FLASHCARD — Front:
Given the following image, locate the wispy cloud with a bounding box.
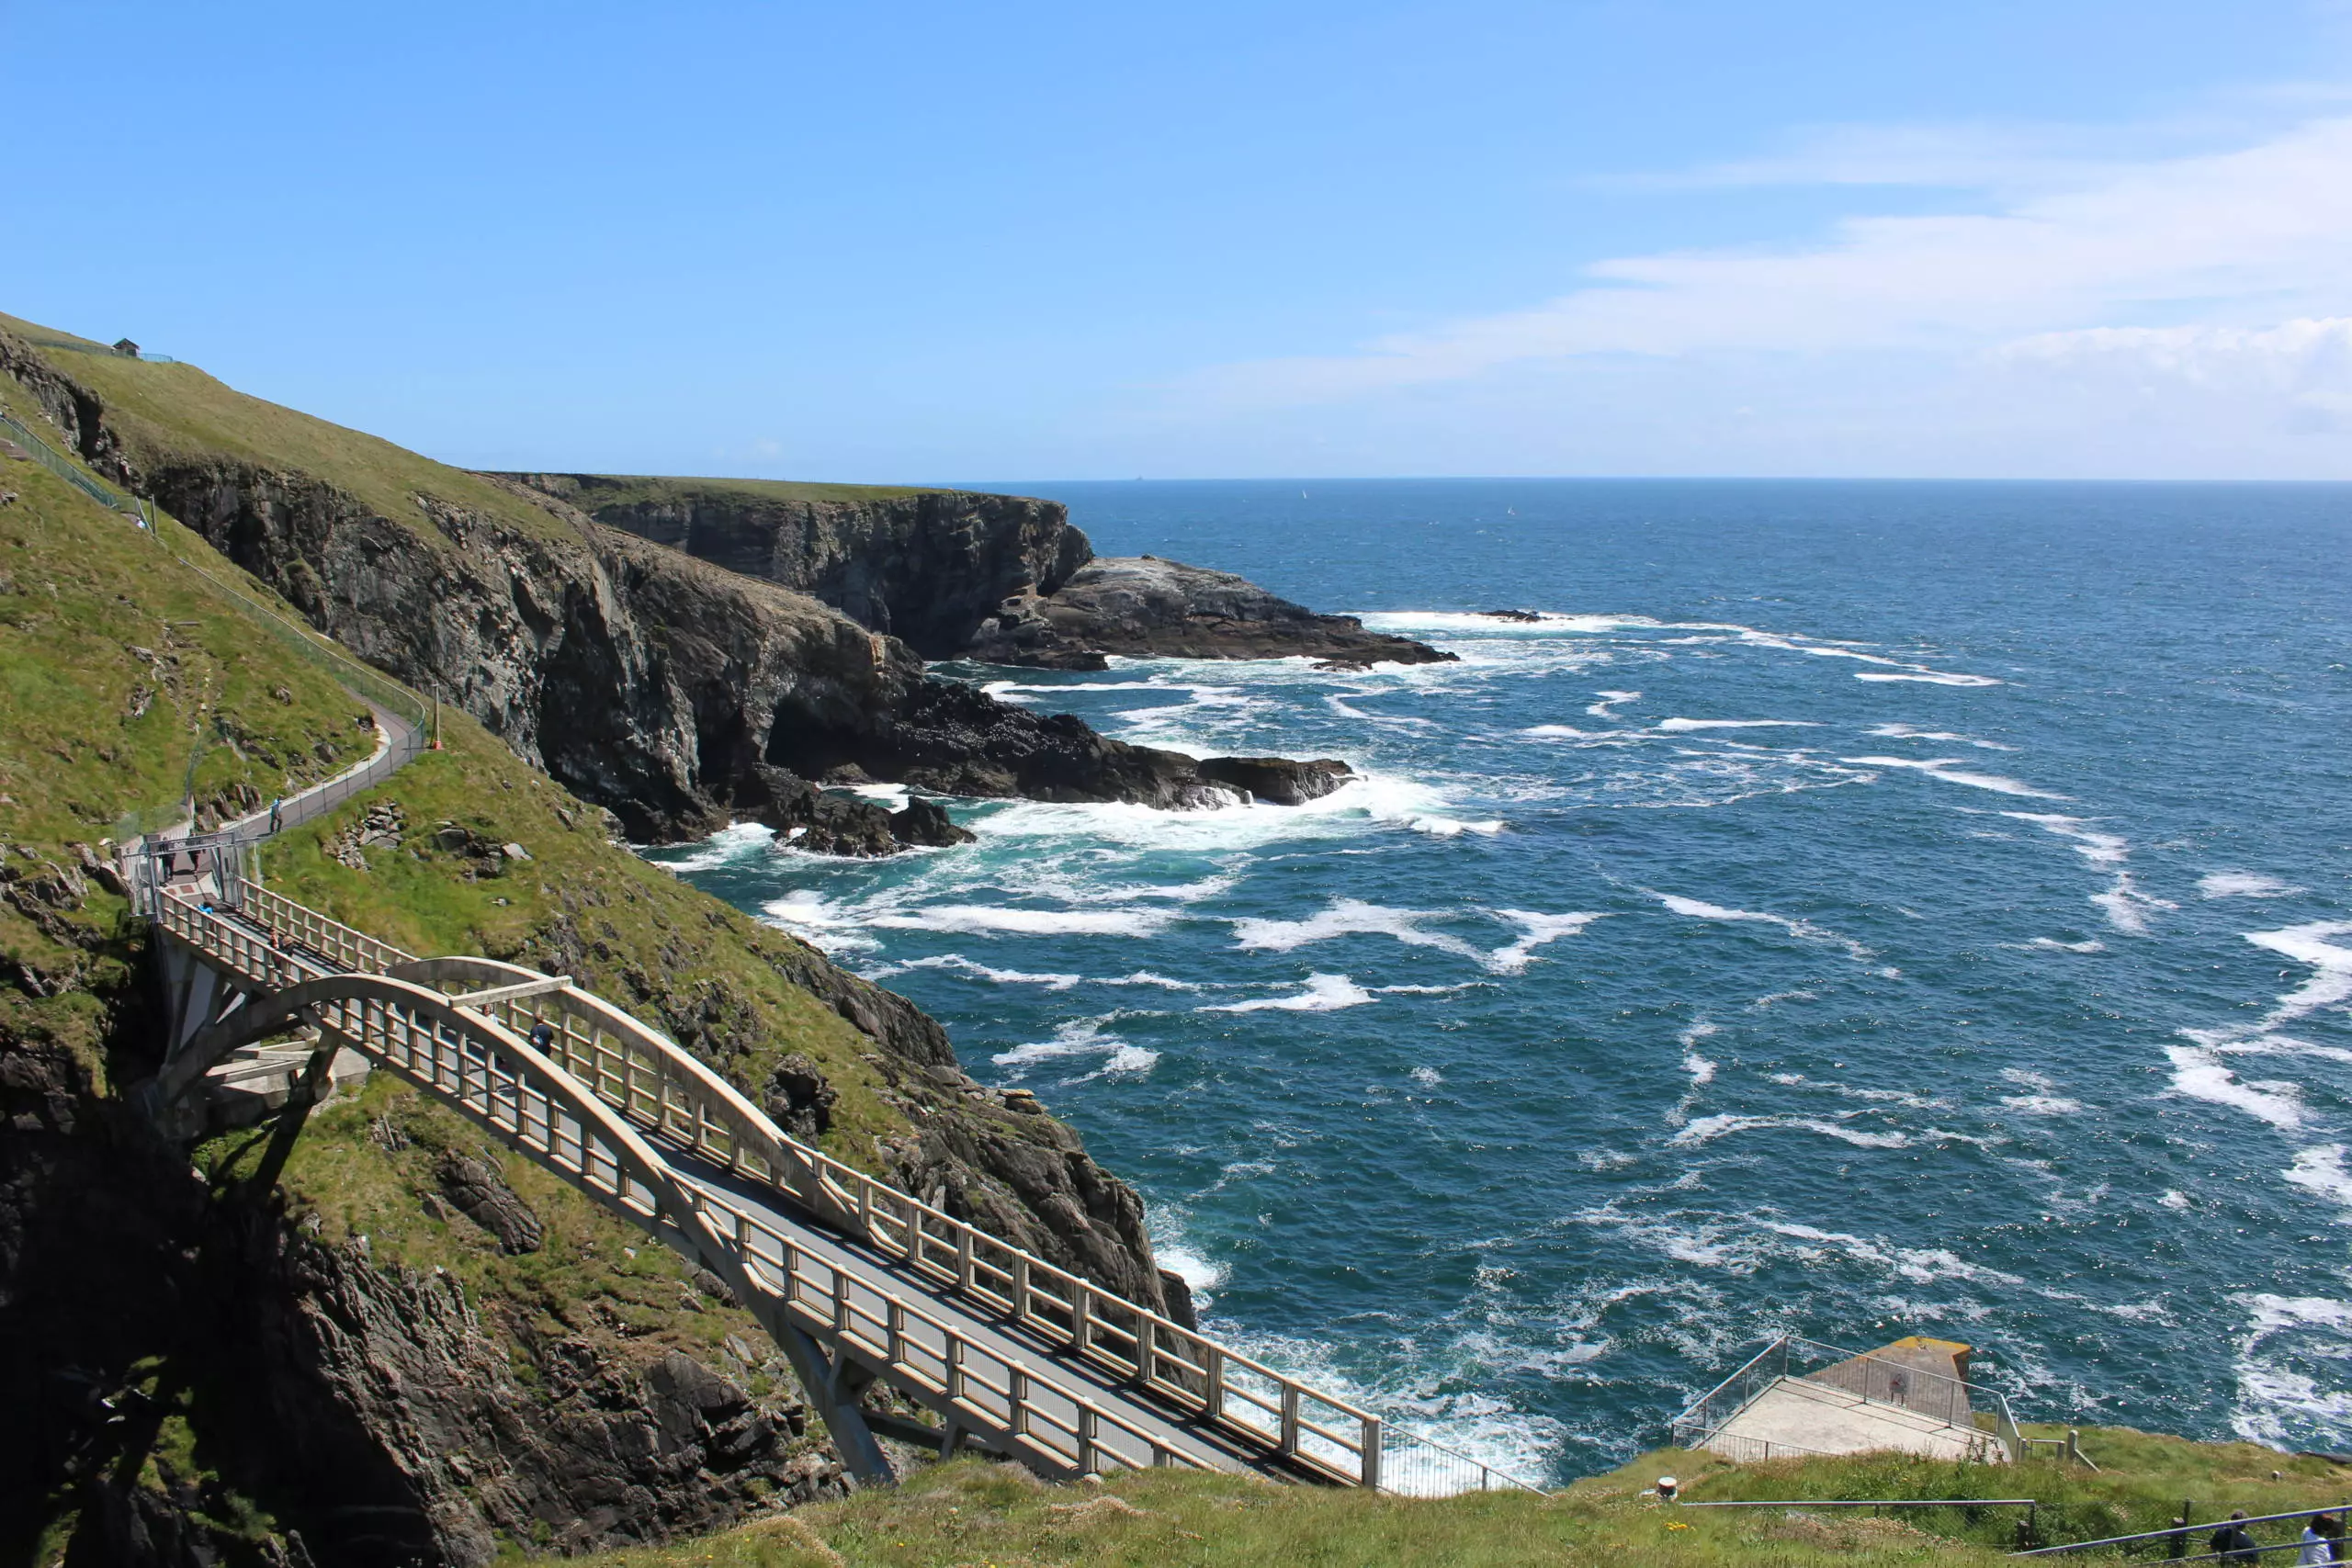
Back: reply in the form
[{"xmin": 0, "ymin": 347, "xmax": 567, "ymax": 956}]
[{"xmin": 1190, "ymin": 114, "xmax": 2352, "ymax": 413}]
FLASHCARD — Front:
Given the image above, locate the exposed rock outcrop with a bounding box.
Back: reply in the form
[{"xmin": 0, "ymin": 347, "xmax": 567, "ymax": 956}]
[
  {"xmin": 518, "ymin": 470, "xmax": 1453, "ymax": 670},
  {"xmin": 505, "ymin": 473, "xmax": 1090, "ymax": 659},
  {"xmin": 969, "ymin": 555, "xmax": 1455, "ymax": 669}
]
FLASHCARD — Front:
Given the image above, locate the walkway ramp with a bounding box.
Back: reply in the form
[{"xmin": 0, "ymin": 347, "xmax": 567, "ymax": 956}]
[{"xmin": 139, "ymin": 880, "xmax": 1408, "ymax": 1489}]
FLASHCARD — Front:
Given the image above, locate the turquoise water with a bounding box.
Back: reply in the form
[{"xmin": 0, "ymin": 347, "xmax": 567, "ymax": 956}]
[{"xmin": 655, "ymin": 479, "xmax": 2352, "ymax": 1483}]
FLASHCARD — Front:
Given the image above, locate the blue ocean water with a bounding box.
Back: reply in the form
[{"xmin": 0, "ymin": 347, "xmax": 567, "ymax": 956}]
[{"xmin": 655, "ymin": 479, "xmax": 2352, "ymax": 1483}]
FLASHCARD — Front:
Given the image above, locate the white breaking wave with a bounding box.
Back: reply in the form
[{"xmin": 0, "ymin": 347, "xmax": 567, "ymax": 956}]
[
  {"xmin": 1650, "ymin": 892, "xmax": 1874, "ymax": 963},
  {"xmin": 1233, "ymin": 898, "xmax": 1486, "ymax": 961},
  {"xmin": 1679, "ymin": 1021, "xmax": 1720, "ymax": 1086},
  {"xmin": 2162, "ymin": 1043, "xmax": 2304, "ymax": 1130},
  {"xmin": 1654, "ymin": 717, "xmax": 1822, "ymax": 732},
  {"xmin": 1761, "ymin": 1221, "xmax": 2026, "ymax": 1287},
  {"xmin": 2230, "ymin": 1293, "xmax": 2352, "ymax": 1448},
  {"xmin": 759, "ymin": 889, "xmax": 881, "ymax": 953},
  {"xmin": 1668, "ymin": 1113, "xmax": 1909, "ymax": 1150},
  {"xmin": 1852, "ymin": 670, "xmax": 2001, "ymax": 686},
  {"xmin": 1842, "ymin": 755, "xmax": 2070, "ymax": 800},
  {"xmin": 2245, "ymin": 922, "xmax": 2352, "ymax": 1032},
  {"xmin": 2091, "ymin": 872, "xmax": 2177, "ymax": 935},
  {"xmin": 2286, "ymin": 1145, "xmax": 2352, "ymax": 1213},
  {"xmin": 659, "ymin": 819, "xmax": 777, "ymax": 870},
  {"xmin": 1200, "ymin": 973, "xmax": 1375, "ymax": 1013},
  {"xmin": 1410, "ymin": 1065, "xmax": 1444, "ymax": 1087},
  {"xmin": 1487, "ymin": 910, "xmax": 1609, "ymax": 974},
  {"xmin": 2004, "ymin": 811, "xmax": 2131, "ymax": 865},
  {"xmin": 2022, "ymin": 937, "xmax": 2107, "ymax": 953},
  {"xmin": 2202, "ymin": 871, "xmax": 2308, "ymax": 899},
  {"xmin": 870, "ymin": 904, "xmax": 1180, "ymax": 938},
  {"xmin": 1588, "ymin": 689, "xmax": 1642, "ymax": 717},
  {"xmin": 991, "ymin": 1018, "xmax": 1160, "ymax": 1081},
  {"xmin": 1865, "ymin": 723, "xmax": 2014, "ymax": 750}
]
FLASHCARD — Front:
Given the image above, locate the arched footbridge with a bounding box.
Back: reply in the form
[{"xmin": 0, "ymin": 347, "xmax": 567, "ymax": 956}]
[{"xmin": 135, "ymin": 877, "xmax": 1520, "ymax": 1495}]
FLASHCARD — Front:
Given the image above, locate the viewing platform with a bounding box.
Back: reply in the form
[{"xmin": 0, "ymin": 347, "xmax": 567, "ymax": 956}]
[{"xmin": 1672, "ymin": 1335, "xmax": 2014, "ymax": 1464}]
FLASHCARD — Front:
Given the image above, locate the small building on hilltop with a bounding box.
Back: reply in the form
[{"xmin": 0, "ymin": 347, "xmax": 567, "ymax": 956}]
[{"xmin": 112, "ymin": 338, "xmax": 140, "ymax": 357}]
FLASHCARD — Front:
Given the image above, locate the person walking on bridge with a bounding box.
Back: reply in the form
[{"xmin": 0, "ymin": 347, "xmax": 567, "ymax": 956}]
[{"xmin": 267, "ymin": 795, "xmax": 283, "ymax": 833}]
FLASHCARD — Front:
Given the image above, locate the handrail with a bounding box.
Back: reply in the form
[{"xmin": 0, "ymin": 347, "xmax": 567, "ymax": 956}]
[
  {"xmin": 224, "ymin": 882, "xmax": 1390, "ymax": 1481},
  {"xmin": 159, "ymin": 885, "xmax": 1451, "ymax": 1488},
  {"xmin": 2009, "ymin": 1501, "xmax": 2352, "ymax": 1558},
  {"xmin": 153, "ymin": 892, "xmax": 1201, "ymax": 1479}
]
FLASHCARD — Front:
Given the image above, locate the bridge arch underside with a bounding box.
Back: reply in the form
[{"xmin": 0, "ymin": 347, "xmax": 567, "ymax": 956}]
[{"xmin": 146, "ymin": 923, "xmax": 1308, "ymax": 1489}]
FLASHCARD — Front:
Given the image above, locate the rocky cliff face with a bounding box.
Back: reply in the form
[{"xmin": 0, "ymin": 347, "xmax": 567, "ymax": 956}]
[
  {"xmin": 523, "ymin": 472, "xmax": 1452, "ymax": 671},
  {"xmin": 1, "ymin": 1021, "xmax": 844, "ymax": 1568},
  {"xmin": 0, "ymin": 347, "xmax": 1338, "ymax": 847},
  {"xmin": 507, "ymin": 474, "xmax": 1091, "ymax": 660}
]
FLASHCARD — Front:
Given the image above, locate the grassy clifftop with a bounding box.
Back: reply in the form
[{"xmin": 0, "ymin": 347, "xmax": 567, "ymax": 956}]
[
  {"xmin": 565, "ymin": 1426, "xmax": 2352, "ymax": 1567},
  {"xmin": 507, "ymin": 472, "xmax": 950, "ymax": 508},
  {"xmin": 0, "ymin": 312, "xmax": 571, "ymax": 547}
]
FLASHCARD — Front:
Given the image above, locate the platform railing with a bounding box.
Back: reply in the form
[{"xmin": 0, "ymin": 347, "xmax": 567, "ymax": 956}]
[{"xmin": 1670, "ymin": 1334, "xmax": 2018, "ymax": 1462}]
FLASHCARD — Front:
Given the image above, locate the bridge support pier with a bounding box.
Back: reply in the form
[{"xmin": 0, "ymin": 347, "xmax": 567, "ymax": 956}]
[{"xmin": 767, "ymin": 1318, "xmax": 895, "ymax": 1486}]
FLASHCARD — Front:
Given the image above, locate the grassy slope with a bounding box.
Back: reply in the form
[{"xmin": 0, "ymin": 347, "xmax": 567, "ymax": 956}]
[
  {"xmin": 0, "ymin": 409, "xmax": 377, "ymax": 1101},
  {"xmin": 0, "ymin": 311, "xmax": 570, "ymax": 545},
  {"xmin": 0, "ymin": 336, "xmax": 926, "ymax": 1555},
  {"xmin": 252, "ymin": 709, "xmax": 915, "ymax": 1170},
  {"xmin": 0, "ymin": 446, "xmax": 361, "ymax": 845},
  {"xmin": 563, "ymin": 1425, "xmax": 2352, "ymax": 1568}
]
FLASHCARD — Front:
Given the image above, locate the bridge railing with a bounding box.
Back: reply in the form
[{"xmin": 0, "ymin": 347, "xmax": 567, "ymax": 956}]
[
  {"xmin": 157, "ymin": 892, "xmax": 1213, "ymax": 1478},
  {"xmin": 220, "ymin": 884, "xmax": 1392, "ymax": 1487}
]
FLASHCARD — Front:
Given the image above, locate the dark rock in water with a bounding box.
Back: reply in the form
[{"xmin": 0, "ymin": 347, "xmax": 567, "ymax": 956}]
[
  {"xmin": 1479, "ymin": 608, "xmax": 1545, "ymax": 623},
  {"xmin": 970, "ymin": 555, "xmax": 1455, "ymax": 668},
  {"xmin": 1195, "ymin": 755, "xmax": 1354, "ymax": 807},
  {"xmin": 769, "ymin": 674, "xmax": 1236, "ymax": 811},
  {"xmin": 1312, "ymin": 658, "xmax": 1374, "ymax": 672},
  {"xmin": 889, "ymin": 795, "xmax": 975, "ymax": 848},
  {"xmin": 435, "ymin": 1149, "xmax": 545, "ymax": 1254}
]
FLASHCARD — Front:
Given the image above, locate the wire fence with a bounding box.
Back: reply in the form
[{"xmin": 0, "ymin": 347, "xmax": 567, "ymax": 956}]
[
  {"xmin": 1374, "ymin": 1425, "xmax": 1546, "ymax": 1496},
  {"xmin": 1, "ymin": 403, "xmax": 133, "ymax": 512}
]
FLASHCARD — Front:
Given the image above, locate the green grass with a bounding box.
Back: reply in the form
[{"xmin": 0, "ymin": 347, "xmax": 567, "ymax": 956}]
[
  {"xmin": 0, "ymin": 442, "xmax": 364, "ymax": 843},
  {"xmin": 514, "ymin": 473, "xmax": 954, "ymax": 509},
  {"xmin": 1645, "ymin": 1425, "xmax": 2352, "ymax": 1554},
  {"xmin": 253, "ymin": 708, "xmax": 917, "ymax": 1173},
  {"xmin": 199, "ymin": 1071, "xmax": 775, "ymax": 1368},
  {"xmin": 0, "ymin": 310, "xmax": 576, "ymax": 547},
  {"xmin": 553, "ymin": 1427, "xmax": 2352, "ymax": 1568},
  {"xmin": 556, "ymin": 1455, "xmax": 2003, "ymax": 1568}
]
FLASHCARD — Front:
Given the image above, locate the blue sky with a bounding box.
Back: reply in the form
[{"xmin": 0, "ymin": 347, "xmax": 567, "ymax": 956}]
[{"xmin": 9, "ymin": 1, "xmax": 2352, "ymax": 479}]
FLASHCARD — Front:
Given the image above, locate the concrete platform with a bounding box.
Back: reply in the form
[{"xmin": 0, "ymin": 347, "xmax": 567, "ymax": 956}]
[{"xmin": 1709, "ymin": 1375, "xmax": 1999, "ymax": 1462}]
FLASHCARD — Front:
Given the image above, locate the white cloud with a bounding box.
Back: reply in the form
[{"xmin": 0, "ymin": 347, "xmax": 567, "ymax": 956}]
[
  {"xmin": 1998, "ymin": 319, "xmax": 2352, "ymax": 428},
  {"xmin": 1192, "ymin": 114, "xmax": 2352, "ymax": 416}
]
